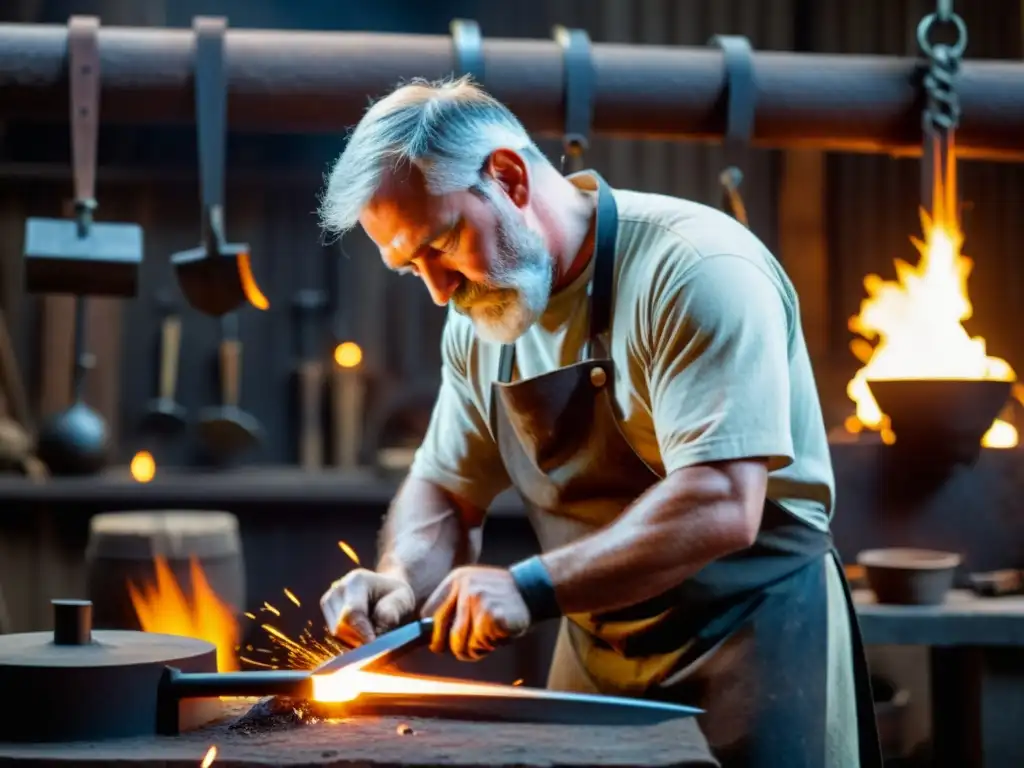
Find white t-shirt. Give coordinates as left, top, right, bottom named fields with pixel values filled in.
left=409, top=173, right=836, bottom=534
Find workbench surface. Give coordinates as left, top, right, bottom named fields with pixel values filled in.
left=855, top=588, right=1024, bottom=645
left=0, top=701, right=717, bottom=767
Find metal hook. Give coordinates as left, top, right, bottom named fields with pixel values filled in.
left=708, top=34, right=757, bottom=228
left=552, top=25, right=594, bottom=176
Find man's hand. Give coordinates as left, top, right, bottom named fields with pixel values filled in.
left=420, top=565, right=531, bottom=662
left=320, top=569, right=416, bottom=647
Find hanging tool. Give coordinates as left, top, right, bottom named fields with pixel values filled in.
left=138, top=294, right=187, bottom=438
left=916, top=0, right=967, bottom=214
left=36, top=296, right=108, bottom=475
left=32, top=18, right=115, bottom=475
left=708, top=34, right=757, bottom=227
left=171, top=16, right=269, bottom=318
left=22, top=18, right=144, bottom=299
left=197, top=312, right=262, bottom=462
left=292, top=289, right=327, bottom=470
left=552, top=25, right=594, bottom=177
left=0, top=310, right=32, bottom=437
left=328, top=237, right=367, bottom=471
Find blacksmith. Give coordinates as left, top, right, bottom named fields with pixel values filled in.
left=318, top=77, right=882, bottom=768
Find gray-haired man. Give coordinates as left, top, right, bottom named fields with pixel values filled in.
left=318, top=77, right=881, bottom=768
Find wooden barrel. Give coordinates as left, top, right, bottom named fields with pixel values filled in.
left=85, top=511, right=246, bottom=632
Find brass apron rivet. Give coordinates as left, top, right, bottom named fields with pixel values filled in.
left=590, top=367, right=607, bottom=388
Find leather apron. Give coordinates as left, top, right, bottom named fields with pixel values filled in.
left=488, top=172, right=882, bottom=767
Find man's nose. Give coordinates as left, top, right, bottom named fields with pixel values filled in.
left=420, top=262, right=460, bottom=306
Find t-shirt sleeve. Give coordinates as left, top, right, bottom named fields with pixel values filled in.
left=644, top=253, right=795, bottom=475
left=408, top=315, right=511, bottom=510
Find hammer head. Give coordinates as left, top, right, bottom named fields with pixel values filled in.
left=23, top=217, right=143, bottom=297
left=172, top=240, right=269, bottom=317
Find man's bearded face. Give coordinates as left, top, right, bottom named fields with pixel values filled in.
left=451, top=184, right=554, bottom=344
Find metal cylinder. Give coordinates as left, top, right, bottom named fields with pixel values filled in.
left=52, top=599, right=93, bottom=645
left=163, top=667, right=313, bottom=700
left=1, top=23, right=1024, bottom=161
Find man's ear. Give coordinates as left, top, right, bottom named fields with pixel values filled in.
left=483, top=148, right=530, bottom=208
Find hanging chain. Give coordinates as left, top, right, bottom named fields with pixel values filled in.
left=916, top=0, right=968, bottom=212
left=917, top=0, right=967, bottom=134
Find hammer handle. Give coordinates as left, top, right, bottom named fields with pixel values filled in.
left=159, top=316, right=182, bottom=400
left=220, top=339, right=242, bottom=407
left=298, top=359, right=324, bottom=470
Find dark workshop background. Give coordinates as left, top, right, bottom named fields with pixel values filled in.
left=2, top=0, right=1022, bottom=466
left=0, top=0, right=1022, bottom=763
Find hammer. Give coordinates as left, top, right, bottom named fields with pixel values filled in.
left=139, top=297, right=187, bottom=437
left=197, top=312, right=262, bottom=462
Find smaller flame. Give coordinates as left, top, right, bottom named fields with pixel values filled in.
left=130, top=451, right=156, bottom=483
left=338, top=540, right=361, bottom=565
left=200, top=746, right=217, bottom=767
left=334, top=342, right=363, bottom=369
left=128, top=557, right=240, bottom=672
left=237, top=252, right=270, bottom=311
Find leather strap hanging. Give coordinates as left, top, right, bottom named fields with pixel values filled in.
left=68, top=15, right=101, bottom=234
left=194, top=16, right=228, bottom=240
left=553, top=25, right=594, bottom=175
left=450, top=19, right=484, bottom=83
left=708, top=34, right=757, bottom=228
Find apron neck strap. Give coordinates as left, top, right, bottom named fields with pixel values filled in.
left=497, top=172, right=619, bottom=383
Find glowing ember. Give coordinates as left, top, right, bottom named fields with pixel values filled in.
left=846, top=137, right=1016, bottom=447
left=129, top=451, right=156, bottom=483
left=200, top=745, right=217, bottom=767
left=338, top=540, right=361, bottom=565
left=128, top=557, right=240, bottom=672
left=310, top=666, right=546, bottom=704
left=334, top=342, right=363, bottom=368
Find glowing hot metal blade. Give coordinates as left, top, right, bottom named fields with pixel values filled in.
left=313, top=618, right=434, bottom=676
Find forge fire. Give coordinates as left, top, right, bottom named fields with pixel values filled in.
left=844, top=138, right=1018, bottom=448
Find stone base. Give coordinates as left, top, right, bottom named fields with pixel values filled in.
left=0, top=700, right=717, bottom=767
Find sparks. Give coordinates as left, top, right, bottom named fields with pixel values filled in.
left=200, top=745, right=217, bottom=767
left=338, top=540, right=361, bottom=565
left=284, top=588, right=301, bottom=607
left=263, top=602, right=281, bottom=617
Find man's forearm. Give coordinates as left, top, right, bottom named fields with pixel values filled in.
left=376, top=476, right=483, bottom=604
left=539, top=463, right=763, bottom=616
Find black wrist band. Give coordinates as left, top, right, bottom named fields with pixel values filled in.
left=509, top=556, right=562, bottom=623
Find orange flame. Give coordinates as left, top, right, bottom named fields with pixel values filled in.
left=237, top=252, right=269, bottom=311
left=845, top=134, right=1017, bottom=447
left=128, top=557, right=240, bottom=672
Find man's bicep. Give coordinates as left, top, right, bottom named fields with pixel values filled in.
left=647, top=255, right=795, bottom=474
left=409, top=360, right=510, bottom=513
